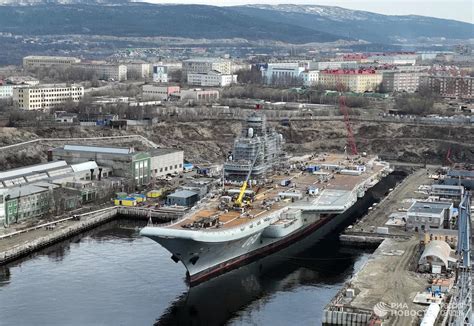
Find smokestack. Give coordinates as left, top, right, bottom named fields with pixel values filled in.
left=98, top=168, right=103, bottom=181
left=90, top=169, right=95, bottom=180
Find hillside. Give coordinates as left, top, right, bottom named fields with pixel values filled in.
left=0, top=3, right=344, bottom=43
left=0, top=2, right=471, bottom=44
left=231, top=4, right=473, bottom=43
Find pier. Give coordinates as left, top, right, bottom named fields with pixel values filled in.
left=0, top=206, right=185, bottom=265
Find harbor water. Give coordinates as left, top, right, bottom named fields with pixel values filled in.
left=0, top=220, right=371, bottom=326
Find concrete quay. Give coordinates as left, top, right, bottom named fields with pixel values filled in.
left=323, top=168, right=440, bottom=325
left=0, top=206, right=184, bottom=265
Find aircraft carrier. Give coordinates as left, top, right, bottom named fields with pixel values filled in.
left=140, top=113, right=392, bottom=285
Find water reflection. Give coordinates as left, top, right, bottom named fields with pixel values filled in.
left=157, top=233, right=368, bottom=326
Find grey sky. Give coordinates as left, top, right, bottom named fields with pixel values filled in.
left=143, top=0, right=473, bottom=23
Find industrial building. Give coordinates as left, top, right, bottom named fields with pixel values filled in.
left=418, top=240, right=457, bottom=273
left=0, top=160, right=116, bottom=227
left=75, top=63, right=127, bottom=81
left=23, top=55, right=81, bottom=69
left=51, top=145, right=151, bottom=187
left=406, top=200, right=454, bottom=231
left=13, top=84, right=84, bottom=110
left=51, top=145, right=183, bottom=187
left=142, top=84, right=180, bottom=100
left=166, top=189, right=199, bottom=207
left=187, top=71, right=237, bottom=87
left=182, top=58, right=233, bottom=75
left=177, top=89, right=220, bottom=102
left=319, top=69, right=383, bottom=93
left=150, top=148, right=184, bottom=178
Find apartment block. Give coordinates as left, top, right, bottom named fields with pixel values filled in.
left=319, top=69, right=383, bottom=93
left=421, top=76, right=473, bottom=100
left=0, top=85, right=14, bottom=98
left=23, top=55, right=81, bottom=69
left=13, top=84, right=84, bottom=110
left=187, top=71, right=237, bottom=87
left=309, top=61, right=359, bottom=70
left=382, top=71, right=425, bottom=93
left=301, top=70, right=320, bottom=87
left=124, top=62, right=151, bottom=79
left=75, top=63, right=127, bottom=81
left=183, top=58, right=232, bottom=75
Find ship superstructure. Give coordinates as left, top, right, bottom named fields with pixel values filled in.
left=140, top=114, right=392, bottom=285
left=223, top=113, right=283, bottom=180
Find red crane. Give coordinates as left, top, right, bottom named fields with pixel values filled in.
left=339, top=92, right=358, bottom=156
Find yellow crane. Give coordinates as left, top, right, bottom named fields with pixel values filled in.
left=235, top=143, right=261, bottom=208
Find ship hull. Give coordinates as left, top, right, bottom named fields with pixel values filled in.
left=144, top=176, right=383, bottom=286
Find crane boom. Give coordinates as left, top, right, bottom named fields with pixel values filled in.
left=235, top=143, right=261, bottom=206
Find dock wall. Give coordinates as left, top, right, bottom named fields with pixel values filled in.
left=0, top=206, right=183, bottom=265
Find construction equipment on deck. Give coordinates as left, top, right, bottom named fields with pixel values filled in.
left=234, top=143, right=261, bottom=209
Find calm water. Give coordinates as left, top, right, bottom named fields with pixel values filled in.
left=0, top=221, right=370, bottom=326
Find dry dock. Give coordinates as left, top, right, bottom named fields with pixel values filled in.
left=340, top=168, right=433, bottom=246
left=324, top=168, right=441, bottom=325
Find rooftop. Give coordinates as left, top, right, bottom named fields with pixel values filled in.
left=151, top=148, right=183, bottom=156
left=60, top=145, right=134, bottom=155
left=183, top=57, right=230, bottom=63
left=408, top=201, right=453, bottom=214
left=169, top=190, right=199, bottom=198
left=0, top=161, right=68, bottom=181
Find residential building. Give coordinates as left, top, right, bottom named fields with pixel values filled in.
left=177, top=89, right=220, bottom=102
left=13, top=84, right=84, bottom=110
left=124, top=62, right=151, bottom=79
left=23, top=55, right=81, bottom=69
left=187, top=71, right=237, bottom=87
left=150, top=149, right=184, bottom=177
left=51, top=145, right=151, bottom=187
left=309, top=61, right=358, bottom=70
left=182, top=58, right=233, bottom=75
left=0, top=85, right=13, bottom=98
left=301, top=70, right=320, bottom=87
left=421, top=76, right=473, bottom=100
left=319, top=69, right=383, bottom=93
left=406, top=200, right=454, bottom=231
left=142, top=84, right=180, bottom=100
left=75, top=63, right=127, bottom=81
left=381, top=71, right=425, bottom=93
left=152, top=65, right=168, bottom=83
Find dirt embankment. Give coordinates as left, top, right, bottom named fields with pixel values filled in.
left=0, top=119, right=473, bottom=170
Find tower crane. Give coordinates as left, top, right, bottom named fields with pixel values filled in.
left=337, top=83, right=358, bottom=156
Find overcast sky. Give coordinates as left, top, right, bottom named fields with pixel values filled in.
left=143, top=0, right=473, bottom=23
